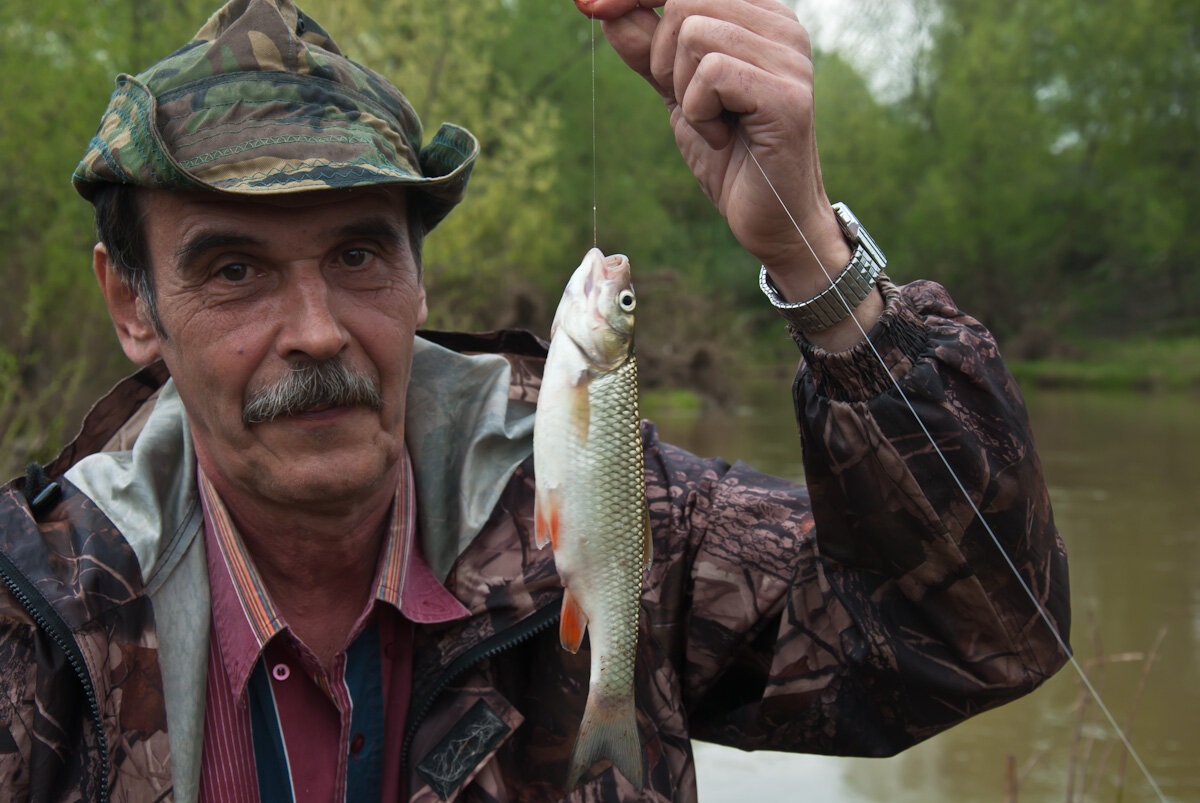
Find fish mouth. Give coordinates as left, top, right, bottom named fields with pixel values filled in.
left=578, top=248, right=630, bottom=300
left=602, top=251, right=630, bottom=277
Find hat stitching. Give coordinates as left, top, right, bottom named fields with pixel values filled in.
left=86, top=135, right=134, bottom=185
left=170, top=119, right=401, bottom=167
left=160, top=100, right=397, bottom=127
left=217, top=164, right=418, bottom=189
left=218, top=160, right=420, bottom=182
left=159, top=102, right=395, bottom=129
left=116, top=89, right=167, bottom=186
left=155, top=71, right=402, bottom=122
left=170, top=117, right=370, bottom=148
left=154, top=80, right=414, bottom=154
left=164, top=109, right=392, bottom=134
left=179, top=135, right=367, bottom=168
left=287, top=10, right=297, bottom=71
left=424, top=140, right=473, bottom=161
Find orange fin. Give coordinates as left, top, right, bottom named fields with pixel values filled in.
left=559, top=587, right=589, bottom=654
left=569, top=368, right=591, bottom=446
left=535, top=487, right=562, bottom=549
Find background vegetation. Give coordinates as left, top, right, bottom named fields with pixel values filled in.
left=2, top=0, right=1197, bottom=477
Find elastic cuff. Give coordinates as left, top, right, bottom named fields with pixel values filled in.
left=793, top=278, right=927, bottom=402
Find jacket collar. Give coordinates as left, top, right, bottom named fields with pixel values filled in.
left=63, top=334, right=539, bottom=588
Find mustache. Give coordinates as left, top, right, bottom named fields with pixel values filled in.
left=242, top=359, right=383, bottom=425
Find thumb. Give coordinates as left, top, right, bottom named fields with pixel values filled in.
left=598, top=8, right=673, bottom=104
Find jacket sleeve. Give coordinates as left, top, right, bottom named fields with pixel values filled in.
left=645, top=279, right=1070, bottom=757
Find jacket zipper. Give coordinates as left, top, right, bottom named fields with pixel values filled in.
left=0, top=548, right=111, bottom=803
left=401, top=597, right=561, bottom=772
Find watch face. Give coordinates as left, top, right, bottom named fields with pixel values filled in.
left=834, top=203, right=887, bottom=269
left=833, top=203, right=860, bottom=241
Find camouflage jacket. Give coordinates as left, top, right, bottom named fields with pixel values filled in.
left=0, top=281, right=1070, bottom=802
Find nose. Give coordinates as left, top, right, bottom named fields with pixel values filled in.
left=275, top=272, right=350, bottom=362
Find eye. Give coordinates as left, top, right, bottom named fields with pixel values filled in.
left=217, top=263, right=250, bottom=282
left=617, top=290, right=636, bottom=312
left=341, top=248, right=371, bottom=268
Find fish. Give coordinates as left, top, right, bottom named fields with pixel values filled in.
left=533, top=247, right=651, bottom=790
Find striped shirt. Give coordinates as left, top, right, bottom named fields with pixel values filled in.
left=196, top=451, right=469, bottom=803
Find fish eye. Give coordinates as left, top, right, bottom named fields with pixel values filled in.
left=618, top=290, right=636, bottom=312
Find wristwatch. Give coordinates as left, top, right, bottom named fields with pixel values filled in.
left=758, top=202, right=887, bottom=332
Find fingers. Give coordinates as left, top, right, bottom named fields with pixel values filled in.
left=651, top=0, right=807, bottom=98
left=599, top=8, right=671, bottom=103
left=673, top=10, right=812, bottom=153
left=597, top=0, right=810, bottom=113
left=681, top=56, right=805, bottom=151
left=672, top=16, right=810, bottom=103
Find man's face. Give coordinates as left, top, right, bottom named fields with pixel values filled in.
left=130, top=187, right=427, bottom=513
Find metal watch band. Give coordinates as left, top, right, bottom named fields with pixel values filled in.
left=758, top=202, right=887, bottom=332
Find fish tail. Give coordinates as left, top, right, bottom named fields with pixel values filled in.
left=566, top=691, right=643, bottom=790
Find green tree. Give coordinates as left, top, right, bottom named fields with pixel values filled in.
left=1032, top=0, right=1200, bottom=334
left=0, top=0, right=217, bottom=475
left=872, top=0, right=1200, bottom=339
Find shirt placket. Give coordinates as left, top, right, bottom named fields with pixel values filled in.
left=270, top=628, right=361, bottom=803
left=322, top=650, right=355, bottom=803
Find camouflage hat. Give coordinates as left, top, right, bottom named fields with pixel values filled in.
left=73, top=0, right=478, bottom=230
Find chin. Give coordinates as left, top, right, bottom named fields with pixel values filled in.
left=260, top=450, right=396, bottom=508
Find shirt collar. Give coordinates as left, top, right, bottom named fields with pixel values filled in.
left=200, top=449, right=468, bottom=699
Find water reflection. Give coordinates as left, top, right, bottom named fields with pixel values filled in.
left=651, top=382, right=1199, bottom=802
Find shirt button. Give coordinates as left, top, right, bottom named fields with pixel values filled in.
left=272, top=664, right=290, bottom=681
left=350, top=733, right=365, bottom=755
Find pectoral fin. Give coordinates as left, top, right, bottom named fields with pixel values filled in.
left=534, top=487, right=562, bottom=549
left=559, top=587, right=589, bottom=654
left=568, top=367, right=591, bottom=446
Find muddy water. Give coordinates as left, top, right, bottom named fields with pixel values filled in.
left=650, top=381, right=1199, bottom=802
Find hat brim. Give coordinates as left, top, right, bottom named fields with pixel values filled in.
left=74, top=73, right=478, bottom=231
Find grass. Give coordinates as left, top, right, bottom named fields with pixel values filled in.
left=1007, top=336, right=1200, bottom=393
left=1003, top=618, right=1167, bottom=803
left=639, top=387, right=705, bottom=420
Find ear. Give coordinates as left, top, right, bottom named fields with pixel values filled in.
left=93, top=242, right=164, bottom=365
left=416, top=282, right=428, bottom=328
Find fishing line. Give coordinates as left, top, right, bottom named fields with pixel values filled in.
left=591, top=15, right=599, bottom=246
left=737, top=132, right=1170, bottom=803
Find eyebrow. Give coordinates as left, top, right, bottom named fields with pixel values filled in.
left=171, top=217, right=408, bottom=277
left=173, top=232, right=267, bottom=278
left=333, top=218, right=408, bottom=249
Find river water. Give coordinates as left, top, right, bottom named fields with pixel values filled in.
left=649, top=380, right=1199, bottom=802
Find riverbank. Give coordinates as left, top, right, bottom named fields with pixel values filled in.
left=1006, top=336, right=1200, bottom=393
left=641, top=336, right=1200, bottom=418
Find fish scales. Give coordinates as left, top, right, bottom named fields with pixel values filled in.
left=534, top=248, right=650, bottom=791
left=566, top=356, right=643, bottom=692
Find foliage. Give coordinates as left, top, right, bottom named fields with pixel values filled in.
left=857, top=0, right=1200, bottom=339
left=1009, top=336, right=1200, bottom=393
left=0, top=0, right=219, bottom=476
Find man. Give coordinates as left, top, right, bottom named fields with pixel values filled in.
left=0, top=0, right=1070, bottom=800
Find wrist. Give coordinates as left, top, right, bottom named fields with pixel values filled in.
left=761, top=209, right=853, bottom=302
left=758, top=202, right=888, bottom=347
